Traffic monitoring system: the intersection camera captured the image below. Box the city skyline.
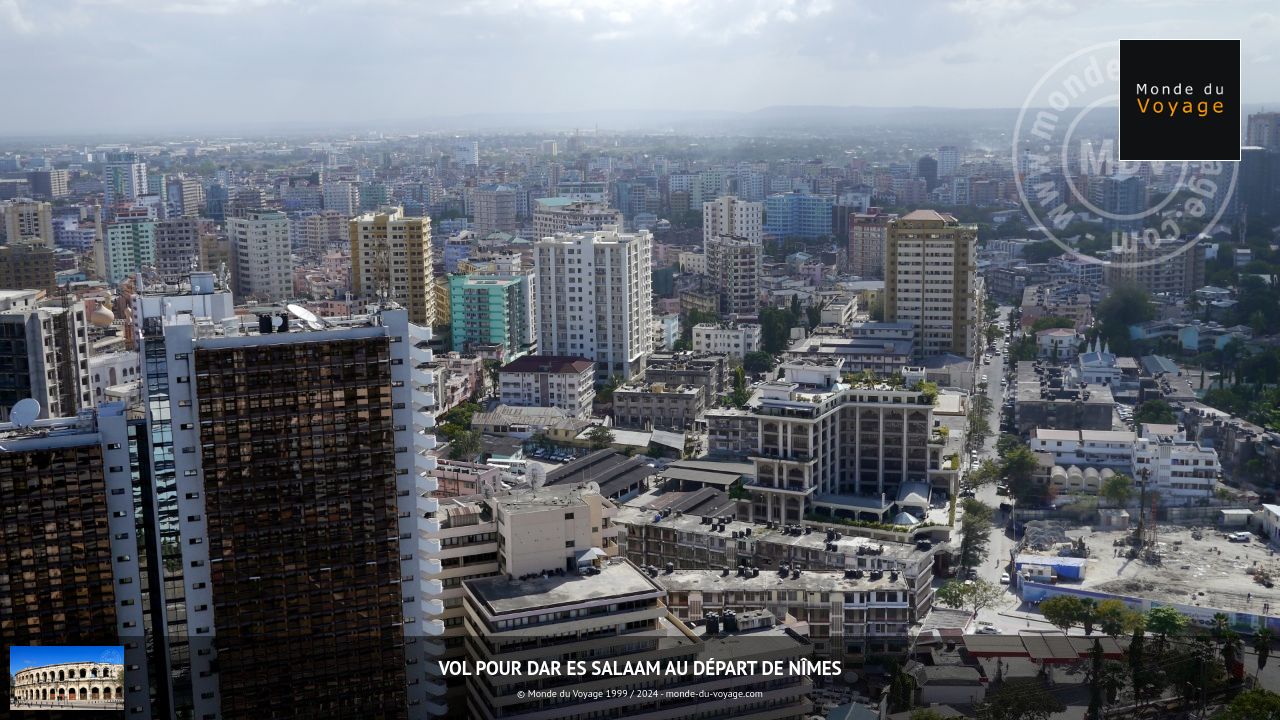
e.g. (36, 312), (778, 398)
(3, 0), (1280, 135)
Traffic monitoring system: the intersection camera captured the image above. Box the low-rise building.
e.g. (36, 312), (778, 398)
(1133, 422), (1221, 499)
(691, 322), (761, 359)
(614, 383), (706, 431)
(1036, 327), (1081, 360)
(498, 355), (595, 418)
(645, 351), (729, 398)
(1013, 361), (1115, 435)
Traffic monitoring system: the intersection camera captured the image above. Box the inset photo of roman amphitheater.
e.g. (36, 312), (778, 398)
(9, 645), (124, 712)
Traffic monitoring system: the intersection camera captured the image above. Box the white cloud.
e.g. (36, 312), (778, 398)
(0, 0), (34, 33)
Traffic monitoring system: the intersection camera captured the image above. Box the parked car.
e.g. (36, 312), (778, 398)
(1000, 572), (1011, 584)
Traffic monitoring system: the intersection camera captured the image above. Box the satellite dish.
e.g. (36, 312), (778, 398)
(287, 303), (327, 330)
(583, 481), (600, 495)
(10, 398), (40, 429)
(271, 314), (285, 329)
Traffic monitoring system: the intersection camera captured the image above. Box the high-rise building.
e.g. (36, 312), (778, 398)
(702, 195), (763, 248)
(848, 208), (895, 280)
(323, 181), (360, 217)
(298, 209), (347, 256)
(0, 402), (151, 717)
(228, 209), (292, 302)
(1247, 111), (1280, 150)
(129, 279), (444, 718)
(885, 209), (980, 358)
(1103, 237), (1205, 298)
(705, 235), (762, 318)
(471, 184), (518, 236)
(916, 155), (939, 190)
(535, 228), (653, 382)
(764, 192), (834, 239)
(1239, 146), (1280, 221)
(937, 146), (959, 178)
(453, 140), (479, 167)
(447, 273), (535, 361)
(153, 217), (200, 283)
(1090, 174), (1145, 232)
(164, 174), (205, 218)
(1, 198), (53, 246)
(26, 168), (69, 199)
(531, 198), (623, 238)
(350, 207), (436, 326)
(102, 152), (148, 219)
(0, 243), (57, 292)
(0, 294), (91, 419)
(104, 220), (157, 285)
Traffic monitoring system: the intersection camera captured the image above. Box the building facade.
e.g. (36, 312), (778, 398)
(447, 273), (534, 361)
(703, 195), (764, 246)
(848, 208), (894, 279)
(885, 210), (980, 358)
(228, 210), (292, 302)
(691, 323), (761, 359)
(498, 355), (595, 418)
(350, 207), (436, 326)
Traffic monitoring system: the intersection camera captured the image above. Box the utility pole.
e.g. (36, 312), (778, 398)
(1135, 467), (1150, 548)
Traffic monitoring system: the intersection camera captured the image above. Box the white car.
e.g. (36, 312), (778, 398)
(981, 375), (989, 383)
(1000, 572), (1011, 584)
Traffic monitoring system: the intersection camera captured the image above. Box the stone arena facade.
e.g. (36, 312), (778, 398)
(12, 662), (124, 704)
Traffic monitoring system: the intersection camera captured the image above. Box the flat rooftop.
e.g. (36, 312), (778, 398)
(659, 569), (907, 594)
(465, 559), (664, 616)
(1050, 526), (1280, 616)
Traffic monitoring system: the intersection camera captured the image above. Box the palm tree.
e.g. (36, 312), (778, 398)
(1222, 630), (1244, 683)
(1255, 627), (1275, 679)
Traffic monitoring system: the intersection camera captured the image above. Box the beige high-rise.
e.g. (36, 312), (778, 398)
(2, 199), (53, 247)
(885, 209), (980, 358)
(350, 207), (436, 326)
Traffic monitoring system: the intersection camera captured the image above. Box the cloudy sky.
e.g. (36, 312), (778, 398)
(1, 0), (1278, 135)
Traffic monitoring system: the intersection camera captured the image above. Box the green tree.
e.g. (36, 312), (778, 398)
(1095, 282), (1155, 354)
(996, 433), (1023, 456)
(1100, 473), (1135, 508)
(743, 351), (774, 374)
(586, 425), (615, 450)
(1133, 399), (1177, 426)
(958, 498), (993, 570)
(868, 295), (885, 322)
(1086, 639), (1105, 720)
(1217, 688), (1280, 720)
(1094, 599), (1142, 637)
(935, 579), (1004, 616)
(967, 458), (1001, 487)
(1002, 445), (1044, 505)
(1030, 316), (1075, 332)
(596, 375), (622, 404)
(1146, 606), (1190, 648)
(448, 429), (482, 460)
(1254, 627), (1274, 678)
(909, 711), (947, 720)
(728, 366), (751, 408)
(976, 678), (1066, 720)
(1040, 595), (1086, 633)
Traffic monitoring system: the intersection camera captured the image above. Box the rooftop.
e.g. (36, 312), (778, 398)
(465, 559), (664, 616)
(658, 568), (908, 593)
(499, 355), (593, 375)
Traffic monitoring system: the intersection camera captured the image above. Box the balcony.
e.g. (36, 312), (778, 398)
(413, 366), (436, 386)
(413, 389), (436, 408)
(416, 412), (435, 429)
(421, 517), (441, 534)
(424, 699), (448, 716)
(422, 558), (443, 575)
(424, 598), (445, 615)
(411, 346), (434, 364)
(420, 577), (443, 595)
(418, 456), (438, 472)
(424, 619), (446, 636)
(418, 495), (439, 514)
(422, 538), (442, 554)
(409, 324), (432, 344)
(423, 679), (447, 696)
(415, 431), (438, 451)
(420, 475), (439, 492)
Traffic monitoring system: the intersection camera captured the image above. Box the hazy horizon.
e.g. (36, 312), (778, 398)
(2, 0), (1280, 136)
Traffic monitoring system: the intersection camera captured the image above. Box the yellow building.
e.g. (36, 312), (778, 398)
(349, 207), (435, 326)
(885, 209), (980, 358)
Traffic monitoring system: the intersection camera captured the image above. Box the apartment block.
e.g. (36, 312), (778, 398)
(350, 206), (435, 325)
(227, 210), (291, 302)
(153, 217), (200, 283)
(448, 273), (534, 361)
(645, 351), (729, 398)
(532, 198), (623, 238)
(0, 298), (91, 420)
(884, 210), (980, 358)
(534, 227), (653, 382)
(613, 382), (706, 431)
(2, 198), (53, 246)
(498, 354), (595, 418)
(692, 322), (761, 359)
(1103, 237), (1206, 298)
(705, 235), (762, 318)
(703, 195), (763, 245)
(471, 184), (518, 236)
(848, 208), (894, 279)
(0, 243), (57, 292)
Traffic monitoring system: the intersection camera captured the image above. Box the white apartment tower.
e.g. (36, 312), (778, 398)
(702, 195), (763, 247)
(535, 227), (653, 382)
(227, 209), (292, 302)
(323, 181), (360, 217)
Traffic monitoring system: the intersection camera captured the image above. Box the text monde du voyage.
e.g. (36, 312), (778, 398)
(1133, 82), (1228, 118)
(441, 659), (843, 677)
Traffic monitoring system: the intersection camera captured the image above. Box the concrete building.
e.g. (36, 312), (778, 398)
(1036, 327), (1081, 360)
(448, 274), (534, 361)
(1133, 423), (1221, 500)
(848, 208), (895, 279)
(1030, 429), (1136, 471)
(703, 195), (763, 246)
(165, 175), (204, 218)
(227, 210), (291, 302)
(153, 217), (200, 283)
(471, 184), (518, 236)
(783, 334), (914, 376)
(691, 322), (761, 360)
(350, 207), (436, 325)
(498, 354), (595, 418)
(614, 382), (706, 431)
(2, 198), (53, 246)
(130, 279), (443, 718)
(764, 191), (834, 238)
(0, 296), (91, 420)
(1104, 237), (1206, 298)
(26, 168), (69, 199)
(885, 210), (980, 358)
(323, 181), (360, 217)
(534, 227), (653, 383)
(88, 350), (140, 407)
(1247, 111), (1280, 150)
(102, 153), (148, 219)
(1013, 361), (1116, 434)
(0, 242), (57, 292)
(104, 220), (157, 285)
(705, 234), (762, 318)
(645, 351), (729, 398)
(0, 403), (150, 717)
(531, 198), (623, 238)
(297, 209), (347, 257)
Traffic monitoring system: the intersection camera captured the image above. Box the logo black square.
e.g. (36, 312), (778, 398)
(1119, 39), (1240, 161)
